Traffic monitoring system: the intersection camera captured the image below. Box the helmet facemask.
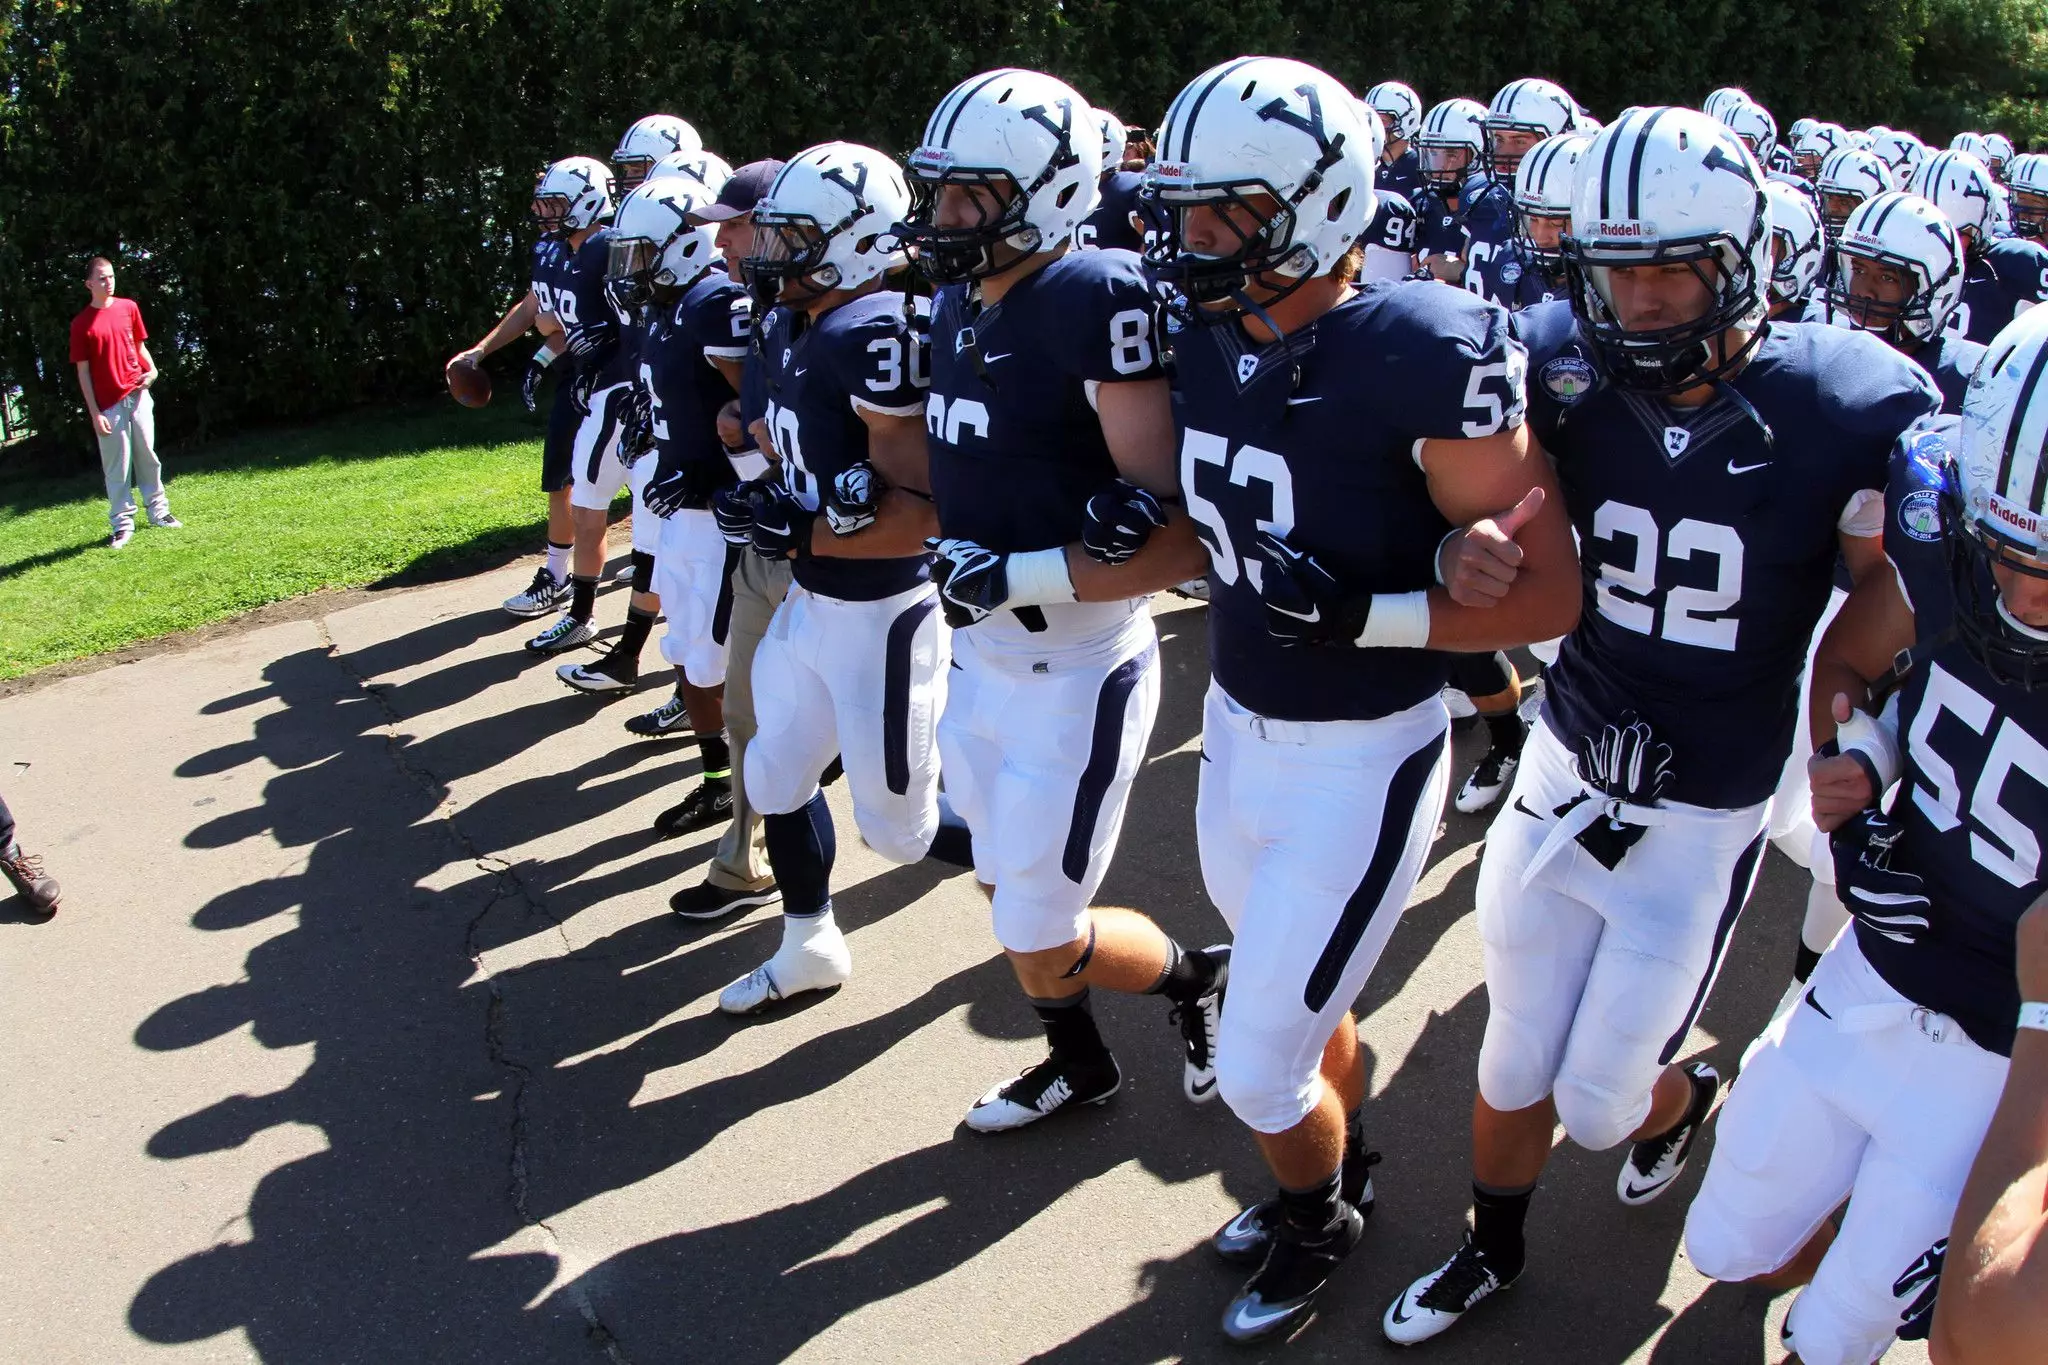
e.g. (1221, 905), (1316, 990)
(1565, 230), (1766, 393)
(1826, 245), (1945, 345)
(1942, 470), (2048, 690)
(1484, 123), (1546, 183)
(901, 142), (1074, 285)
(741, 213), (844, 311)
(2014, 189), (2048, 238)
(613, 158), (655, 195)
(532, 194), (575, 239)
(1418, 139), (1475, 190)
(1518, 208), (1570, 280)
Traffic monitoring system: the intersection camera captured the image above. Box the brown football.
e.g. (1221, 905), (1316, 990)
(446, 354), (492, 408)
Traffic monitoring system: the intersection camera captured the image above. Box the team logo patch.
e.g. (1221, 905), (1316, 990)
(1237, 354), (1259, 383)
(1499, 259), (1523, 285)
(1662, 426), (1692, 458)
(1540, 355), (1595, 405)
(1898, 488), (1943, 542)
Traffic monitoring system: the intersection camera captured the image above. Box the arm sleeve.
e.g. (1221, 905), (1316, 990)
(838, 304), (928, 416)
(1060, 257), (1165, 383)
(1394, 290), (1528, 440)
(702, 290), (752, 362)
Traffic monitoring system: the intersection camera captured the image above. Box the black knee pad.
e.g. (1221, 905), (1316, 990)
(1058, 919), (1099, 979)
(1448, 649), (1513, 697)
(631, 549), (656, 595)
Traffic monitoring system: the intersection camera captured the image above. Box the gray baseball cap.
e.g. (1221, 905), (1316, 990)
(688, 159), (785, 222)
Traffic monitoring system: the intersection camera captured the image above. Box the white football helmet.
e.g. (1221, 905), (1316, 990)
(533, 156), (614, 236)
(1794, 121), (1848, 176)
(1717, 100), (1778, 164)
(1417, 97), (1488, 190)
(1764, 180), (1826, 309)
(1870, 129), (1926, 181)
(613, 115), (701, 191)
(607, 180), (719, 308)
(1788, 117), (1819, 146)
(1484, 78), (1580, 180)
(1911, 149), (2000, 244)
(1824, 191), (1965, 343)
(1366, 80), (1424, 145)
(1951, 303), (2048, 686)
(1144, 56), (1373, 317)
(647, 149), (734, 198)
(1514, 132), (1590, 271)
(1846, 129), (1875, 151)
(1566, 107), (1771, 391)
(1987, 132), (2016, 176)
(1702, 87), (1752, 124)
(1816, 147), (1897, 236)
(903, 68), (1101, 283)
(2005, 152), (2048, 237)
(1951, 131), (1993, 162)
(744, 142), (912, 303)
(1096, 109), (1130, 171)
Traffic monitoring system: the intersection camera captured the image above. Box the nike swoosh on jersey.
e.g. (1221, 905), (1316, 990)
(980, 352), (1012, 363)
(1268, 603), (1322, 624)
(1286, 395), (1324, 405)
(1726, 459), (1771, 474)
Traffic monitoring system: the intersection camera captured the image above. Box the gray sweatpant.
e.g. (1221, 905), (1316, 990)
(96, 388), (169, 533)
(705, 551), (792, 891)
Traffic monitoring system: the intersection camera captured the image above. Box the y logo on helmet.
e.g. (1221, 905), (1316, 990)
(821, 160), (870, 204)
(1257, 84), (1339, 156)
(1018, 100), (1077, 158)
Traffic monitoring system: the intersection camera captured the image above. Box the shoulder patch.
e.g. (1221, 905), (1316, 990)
(1540, 354), (1595, 405)
(1499, 259), (1523, 285)
(1898, 488), (1943, 542)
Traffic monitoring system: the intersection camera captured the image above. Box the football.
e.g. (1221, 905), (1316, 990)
(445, 353), (491, 408)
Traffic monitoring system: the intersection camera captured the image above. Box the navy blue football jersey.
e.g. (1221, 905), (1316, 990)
(1413, 187), (1465, 258)
(642, 272), (750, 486)
(1953, 238), (2048, 343)
(758, 291), (930, 600)
(1524, 313), (1940, 808)
(1469, 237), (1566, 311)
(1867, 416), (2048, 1054)
(1361, 191), (1421, 284)
(1376, 150), (1427, 210)
(1908, 331), (1988, 414)
(1175, 281), (1526, 722)
(566, 227), (635, 388)
(1077, 171), (1146, 253)
(530, 237), (574, 319)
(926, 249), (1162, 556)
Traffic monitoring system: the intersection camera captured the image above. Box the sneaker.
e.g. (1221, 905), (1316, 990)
(1617, 1061), (1720, 1206)
(1214, 1151), (1381, 1266)
(718, 913), (852, 1015)
(653, 778), (732, 837)
(609, 557), (637, 585)
(1454, 744), (1521, 814)
(557, 647), (639, 695)
(523, 612), (596, 655)
(670, 880), (780, 922)
(150, 513), (183, 529)
(964, 1053), (1122, 1133)
(1221, 1202), (1366, 1344)
(1171, 945), (1231, 1102)
(1170, 578), (1210, 603)
(1383, 1231), (1521, 1345)
(503, 567), (568, 618)
(626, 693), (694, 738)
(110, 526), (134, 550)
(0, 841), (60, 917)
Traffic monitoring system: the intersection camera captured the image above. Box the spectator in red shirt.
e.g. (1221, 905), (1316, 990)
(69, 256), (179, 548)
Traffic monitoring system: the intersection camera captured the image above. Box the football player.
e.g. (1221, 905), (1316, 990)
(1716, 99), (1779, 170)
(1076, 108), (1146, 253)
(1413, 98), (1491, 286)
(2007, 152), (2048, 237)
(1466, 130), (1586, 313)
(1685, 302), (2048, 1365)
(1359, 187), (1421, 285)
(649, 149), (735, 198)
(894, 68), (1228, 1133)
(612, 114), (700, 194)
(1383, 108), (1942, 1346)
(1986, 132), (2016, 181)
(1911, 150), (2048, 342)
(1814, 147), (1897, 242)
(1464, 80), (1579, 305)
(1872, 128), (1928, 186)
(1951, 130), (1995, 164)
(1143, 58), (1581, 1341)
(1701, 86), (1752, 124)
(1795, 121), (1849, 180)
(1366, 81), (1427, 207)
(1765, 180), (1828, 319)
(1825, 191), (1986, 410)
(705, 144), (946, 1013)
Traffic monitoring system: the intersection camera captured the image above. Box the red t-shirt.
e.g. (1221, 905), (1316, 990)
(69, 298), (149, 411)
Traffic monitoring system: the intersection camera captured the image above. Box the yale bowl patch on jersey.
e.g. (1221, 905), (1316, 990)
(1500, 259), (1523, 284)
(1540, 354), (1595, 405)
(1898, 488), (1943, 542)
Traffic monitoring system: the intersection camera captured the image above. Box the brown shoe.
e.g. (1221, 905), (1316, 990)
(1, 842), (60, 917)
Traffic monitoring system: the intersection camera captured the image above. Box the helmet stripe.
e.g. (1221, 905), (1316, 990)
(936, 69), (1014, 148)
(1177, 56), (1264, 162)
(1999, 333), (2048, 501)
(1626, 108), (1671, 219)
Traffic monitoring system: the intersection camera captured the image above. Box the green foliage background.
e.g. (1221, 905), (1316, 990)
(3, 0), (2044, 454)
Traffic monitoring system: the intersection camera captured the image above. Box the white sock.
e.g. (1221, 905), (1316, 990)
(544, 541), (572, 583)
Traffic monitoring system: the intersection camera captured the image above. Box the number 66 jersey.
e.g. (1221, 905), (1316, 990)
(1517, 299), (1940, 808)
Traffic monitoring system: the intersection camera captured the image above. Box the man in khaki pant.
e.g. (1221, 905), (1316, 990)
(68, 257), (178, 549)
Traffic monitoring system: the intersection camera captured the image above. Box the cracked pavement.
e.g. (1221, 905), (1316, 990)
(0, 559), (1930, 1363)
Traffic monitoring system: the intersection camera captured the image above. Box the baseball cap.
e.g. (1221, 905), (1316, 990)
(689, 159), (785, 222)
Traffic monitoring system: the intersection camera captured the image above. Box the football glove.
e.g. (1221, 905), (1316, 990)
(642, 460), (728, 520)
(1831, 809), (1933, 945)
(1568, 720), (1675, 870)
(925, 538), (1011, 629)
(746, 482), (816, 560)
(620, 386), (655, 461)
(520, 356), (549, 414)
(568, 365), (598, 417)
(712, 482), (761, 546)
(1081, 479), (1168, 565)
(825, 462), (883, 537)
(1892, 1238), (1945, 1341)
(1250, 530), (1370, 646)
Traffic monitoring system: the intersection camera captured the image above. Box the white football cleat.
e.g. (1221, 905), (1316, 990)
(718, 911), (851, 1015)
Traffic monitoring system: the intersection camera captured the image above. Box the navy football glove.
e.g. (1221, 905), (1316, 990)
(643, 460), (727, 520)
(620, 387), (655, 461)
(925, 537), (1010, 629)
(712, 482), (760, 546)
(520, 356), (548, 414)
(825, 462), (882, 537)
(1892, 1237), (1945, 1341)
(1831, 809), (1933, 945)
(1081, 479), (1168, 565)
(747, 482), (816, 560)
(568, 365), (597, 417)
(1250, 529), (1370, 646)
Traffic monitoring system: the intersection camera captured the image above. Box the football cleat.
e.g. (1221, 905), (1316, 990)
(110, 526), (134, 550)
(1172, 945), (1231, 1102)
(1214, 1151), (1381, 1266)
(717, 913), (852, 1015)
(1383, 1232), (1520, 1345)
(523, 612), (596, 655)
(653, 778), (733, 837)
(1617, 1062), (1720, 1206)
(964, 1053), (1122, 1133)
(1454, 746), (1520, 814)
(1221, 1202), (1366, 1344)
(503, 567), (568, 618)
(149, 513), (184, 529)
(1169, 577), (1210, 603)
(670, 879), (780, 922)
(625, 693), (694, 737)
(557, 647), (639, 695)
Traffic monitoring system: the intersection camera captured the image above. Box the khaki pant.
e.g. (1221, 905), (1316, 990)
(705, 550), (792, 891)
(96, 388), (168, 532)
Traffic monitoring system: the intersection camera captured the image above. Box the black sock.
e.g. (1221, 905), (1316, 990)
(672, 666), (689, 697)
(699, 735), (731, 781)
(614, 606), (656, 661)
(1147, 939), (1218, 1004)
(1277, 1168), (1344, 1238)
(1792, 941), (1822, 983)
(762, 792), (835, 917)
(1482, 709), (1526, 756)
(1031, 988), (1111, 1063)
(1471, 1180), (1533, 1271)
(570, 574), (598, 622)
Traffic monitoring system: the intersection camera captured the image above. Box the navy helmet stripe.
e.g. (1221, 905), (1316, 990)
(1998, 329), (2048, 496)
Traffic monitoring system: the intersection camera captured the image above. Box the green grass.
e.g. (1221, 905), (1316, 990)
(0, 402), (550, 679)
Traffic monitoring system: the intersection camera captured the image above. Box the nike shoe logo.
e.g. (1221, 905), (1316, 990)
(1727, 459), (1770, 474)
(1389, 1299), (1414, 1325)
(1622, 1178), (1670, 1201)
(1229, 1300), (1296, 1331)
(1191, 1076), (1217, 1097)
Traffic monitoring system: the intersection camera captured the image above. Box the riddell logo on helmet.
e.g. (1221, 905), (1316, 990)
(909, 148), (956, 175)
(1990, 493), (2041, 540)
(1585, 219), (1657, 240)
(1149, 161), (1198, 186)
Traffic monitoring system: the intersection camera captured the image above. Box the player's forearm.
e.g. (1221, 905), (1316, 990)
(1422, 552), (1579, 650)
(808, 489), (937, 560)
(1066, 513), (1208, 600)
(1808, 652), (1873, 751)
(471, 293), (541, 356)
(1933, 1032), (2048, 1364)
